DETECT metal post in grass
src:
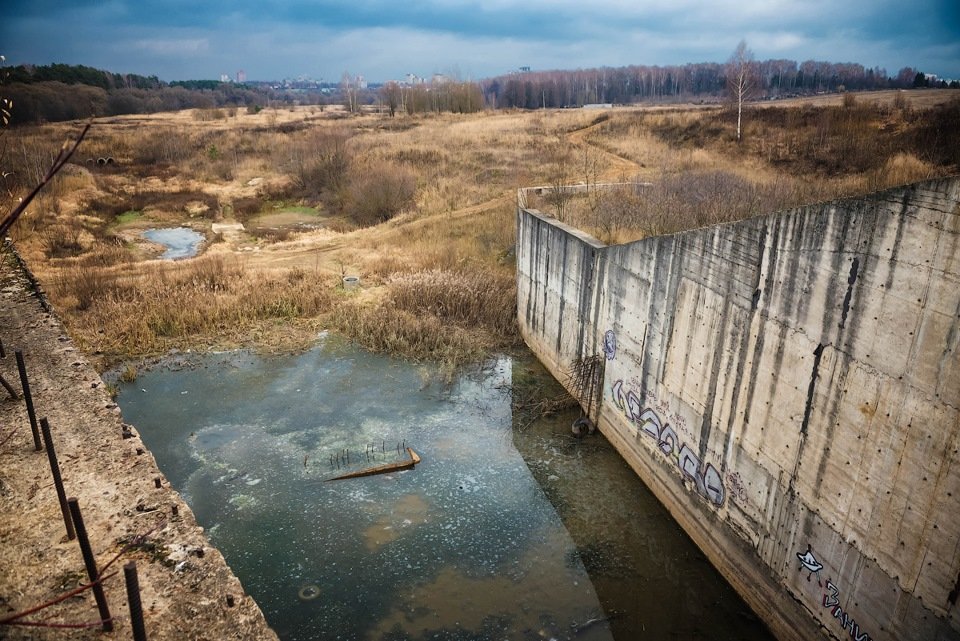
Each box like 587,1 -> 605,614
67,497 -> 113,632
40,418 -> 74,540
124,561 -> 148,641
15,351 -> 41,450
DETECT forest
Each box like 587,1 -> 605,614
482,59 -> 958,108
3,58 -> 957,125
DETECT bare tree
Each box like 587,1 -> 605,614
726,40 -> 756,142
379,82 -> 401,117
340,71 -> 359,113
544,138 -> 574,221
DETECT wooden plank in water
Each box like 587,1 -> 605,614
325,448 -> 421,482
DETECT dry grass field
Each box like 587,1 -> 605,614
3,89 -> 958,371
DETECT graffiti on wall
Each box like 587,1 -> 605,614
603,330 -> 617,360
610,379 -> 725,507
797,546 -> 873,641
725,471 -> 748,504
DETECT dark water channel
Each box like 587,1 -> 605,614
115,336 -> 773,641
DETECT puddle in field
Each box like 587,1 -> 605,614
115,336 -> 773,641
142,227 -> 205,259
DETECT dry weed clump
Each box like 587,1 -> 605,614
874,153 -> 937,186
344,163 -> 417,226
389,269 -> 516,336
54,256 -> 334,360
327,268 -> 518,370
42,222 -> 86,258
330,303 -> 485,368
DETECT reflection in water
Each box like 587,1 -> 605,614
115,337 -> 772,641
142,227 -> 204,259
510,359 -> 772,640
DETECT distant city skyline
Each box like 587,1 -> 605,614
2,1 -> 958,83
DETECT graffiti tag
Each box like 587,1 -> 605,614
603,330 -> 617,361
797,546 -> 873,641
611,379 -> 725,507
797,545 -> 823,585
726,471 -> 748,504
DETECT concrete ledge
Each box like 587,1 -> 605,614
0,253 -> 278,640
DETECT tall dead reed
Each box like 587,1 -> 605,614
53,256 -> 333,360
330,269 -> 518,370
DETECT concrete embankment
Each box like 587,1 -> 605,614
517,177 -> 960,641
0,250 -> 278,640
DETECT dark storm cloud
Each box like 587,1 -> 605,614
1,0 -> 958,81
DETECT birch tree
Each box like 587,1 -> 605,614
726,40 -> 755,142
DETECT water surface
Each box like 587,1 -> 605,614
142,227 -> 205,259
116,338 -> 772,641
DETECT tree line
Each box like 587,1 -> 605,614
482,60 -> 958,109
3,58 -> 956,124
1,63 -> 294,125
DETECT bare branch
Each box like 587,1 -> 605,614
0,122 -> 90,239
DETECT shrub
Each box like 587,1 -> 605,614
344,164 -> 417,226
286,129 -> 352,197
42,223 -> 85,258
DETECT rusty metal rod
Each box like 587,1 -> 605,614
0,373 -> 17,401
67,497 -> 113,632
16,351 -> 41,450
40,418 -> 74,540
124,561 -> 148,641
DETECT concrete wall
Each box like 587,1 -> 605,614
517,177 -> 960,641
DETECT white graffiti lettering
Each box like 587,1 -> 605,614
798,547 -> 872,641
610,379 -> 725,507
823,580 -> 840,608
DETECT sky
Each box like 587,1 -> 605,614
2,1 -> 959,83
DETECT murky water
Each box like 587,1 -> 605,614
116,337 -> 772,641
142,227 -> 205,259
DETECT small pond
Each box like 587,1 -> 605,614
142,227 -> 205,260
115,336 -> 772,641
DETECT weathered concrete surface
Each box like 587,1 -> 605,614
0,251 -> 278,641
517,177 -> 960,641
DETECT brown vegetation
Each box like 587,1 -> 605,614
3,90 -> 957,368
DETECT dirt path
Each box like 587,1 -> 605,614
0,250 -> 277,640
567,119 -> 643,181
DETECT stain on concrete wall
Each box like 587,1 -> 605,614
517,177 -> 960,641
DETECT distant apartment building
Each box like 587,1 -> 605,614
236,70 -> 246,83
220,74 -> 230,83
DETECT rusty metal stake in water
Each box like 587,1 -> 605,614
68,497 -> 113,632
124,561 -> 148,641
16,351 -> 41,451
40,418 -> 75,540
